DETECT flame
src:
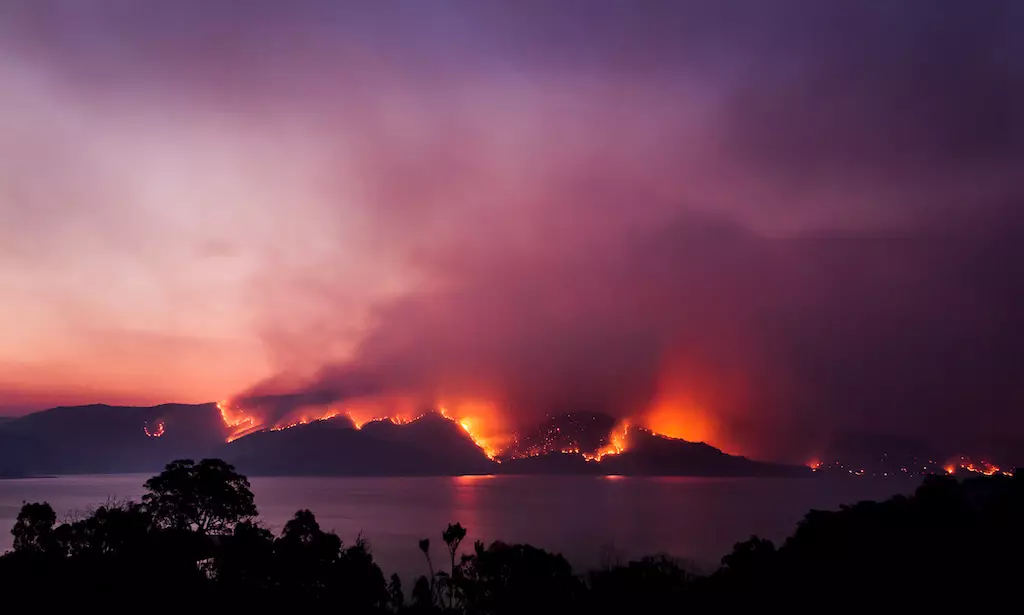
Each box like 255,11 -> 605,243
217,400 -> 260,443
348,413 -> 421,430
503,418 -> 633,462
583,420 -> 630,462
270,408 -> 341,431
944,456 -> 1012,477
808,459 -> 822,471
216,393 -> 509,461
439,406 -> 505,460
143,420 -> 165,438
634,355 -> 750,455
344,397 -> 425,430
640,400 -> 718,446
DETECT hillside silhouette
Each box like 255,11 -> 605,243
0,404 -> 803,477
223,415 -> 493,476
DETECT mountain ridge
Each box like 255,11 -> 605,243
0,403 -> 807,477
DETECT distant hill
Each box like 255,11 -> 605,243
0,403 -> 226,475
0,404 -> 806,477
601,427 -> 806,477
221,414 -> 494,476
359,413 -> 495,472
499,421 -> 806,477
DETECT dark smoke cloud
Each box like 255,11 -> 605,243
229,2 -> 1024,461
4,2 -> 1022,459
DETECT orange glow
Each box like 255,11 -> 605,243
945,456 -> 1013,477
454,474 -> 496,482
143,420 -> 165,438
641,400 -> 717,446
213,389 -> 747,467
583,420 -> 630,462
343,395 -> 426,431
808,459 -> 822,471
216,392 -> 511,460
439,405 -> 506,460
348,413 -> 421,430
270,408 -> 341,432
217,399 -> 260,442
634,356 -> 749,455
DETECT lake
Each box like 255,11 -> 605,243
0,474 -> 915,578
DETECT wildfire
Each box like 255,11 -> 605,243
944,456 -> 1013,477
143,420 -> 165,438
217,400 -> 260,443
215,393 -> 508,461
271,409 -> 341,432
583,421 -> 630,462
439,407 -> 503,460
347,413 -> 421,430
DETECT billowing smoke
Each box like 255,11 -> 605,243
3,2 -> 1022,460
227,2 -> 1024,461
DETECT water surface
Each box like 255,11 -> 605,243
0,475 -> 915,577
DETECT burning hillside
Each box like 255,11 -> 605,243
1,399 -> 1008,479
214,393 -> 784,475
217,394 -> 636,465
215,397 -> 507,460
944,456 -> 1012,477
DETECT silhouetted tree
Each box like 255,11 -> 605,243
6,460 -> 1024,611
271,509 -> 387,609
411,575 -> 434,612
443,522 -> 467,572
589,554 -> 692,614
335,534 -> 388,612
213,520 -> 276,593
458,539 -> 582,615
142,458 -> 256,534
388,572 -> 405,611
419,537 -> 436,600
274,509 -> 343,600
57,500 -> 151,558
441,522 -> 467,607
11,501 -> 58,555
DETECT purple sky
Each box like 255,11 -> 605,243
1,1 -> 1022,460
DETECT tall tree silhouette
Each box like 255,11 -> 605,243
142,459 -> 256,534
418,537 -> 436,601
11,501 -> 57,555
442,522 -> 467,608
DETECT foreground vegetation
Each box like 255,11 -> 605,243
2,459 -> 1021,611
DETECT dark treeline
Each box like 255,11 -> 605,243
2,459 -> 1022,612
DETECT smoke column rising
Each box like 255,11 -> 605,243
1,2 -> 1022,460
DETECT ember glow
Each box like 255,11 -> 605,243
438,404 -> 509,461
270,409 -> 340,432
143,420 -> 165,438
347,413 -> 419,430
217,398 -> 348,441
215,394 -> 507,460
640,397 -> 719,448
945,457 -> 1013,477
582,421 -> 631,462
217,400 -> 259,443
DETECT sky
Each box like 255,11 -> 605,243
1,1 -> 1022,461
